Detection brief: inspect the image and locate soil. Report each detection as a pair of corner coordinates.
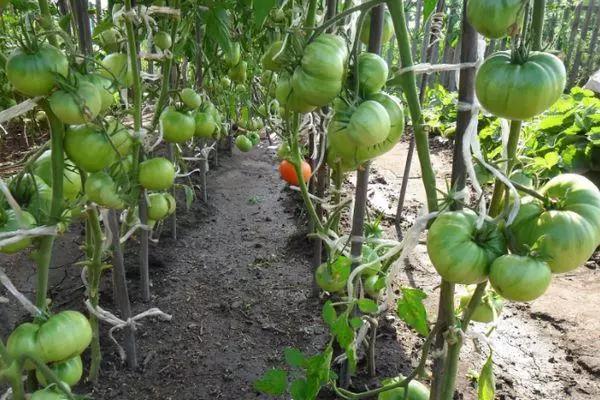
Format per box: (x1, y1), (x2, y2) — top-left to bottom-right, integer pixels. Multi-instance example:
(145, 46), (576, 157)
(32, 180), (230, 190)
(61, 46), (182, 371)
(1, 134), (599, 399)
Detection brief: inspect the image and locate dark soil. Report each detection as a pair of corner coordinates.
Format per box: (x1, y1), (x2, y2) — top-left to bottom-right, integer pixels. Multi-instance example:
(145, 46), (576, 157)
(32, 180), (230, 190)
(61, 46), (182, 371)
(1, 138), (599, 399)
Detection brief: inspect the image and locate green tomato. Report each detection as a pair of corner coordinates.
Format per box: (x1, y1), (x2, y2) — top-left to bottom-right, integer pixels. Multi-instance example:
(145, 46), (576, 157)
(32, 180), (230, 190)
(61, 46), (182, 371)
(147, 193), (170, 221)
(377, 376), (430, 400)
(107, 119), (134, 156)
(246, 131), (261, 146)
(99, 27), (120, 52)
(30, 388), (69, 400)
(36, 355), (83, 387)
(347, 100), (391, 146)
(361, 245), (382, 276)
(6, 44), (69, 97)
(509, 173), (600, 273)
(459, 287), (504, 323)
(220, 76), (231, 88)
(427, 210), (507, 284)
(225, 42), (241, 67)
(358, 52), (388, 95)
(79, 74), (115, 113)
(33, 151), (82, 201)
(315, 256), (352, 293)
(489, 254), (552, 302)
(100, 53), (133, 87)
(163, 192), (177, 215)
(0, 210), (36, 253)
(194, 112), (217, 138)
(49, 81), (102, 125)
(360, 10), (394, 46)
(84, 172), (123, 209)
(139, 158), (176, 191)
(154, 31), (172, 50)
(276, 77), (315, 113)
(180, 88), (202, 109)
(364, 274), (385, 299)
(261, 40), (287, 72)
(467, 0), (524, 39)
(23, 177), (52, 222)
(160, 109), (195, 143)
(475, 51), (566, 120)
(202, 102), (219, 120)
(64, 124), (117, 172)
(228, 60), (247, 83)
(37, 311), (93, 363)
(6, 323), (40, 370)
(235, 135), (253, 152)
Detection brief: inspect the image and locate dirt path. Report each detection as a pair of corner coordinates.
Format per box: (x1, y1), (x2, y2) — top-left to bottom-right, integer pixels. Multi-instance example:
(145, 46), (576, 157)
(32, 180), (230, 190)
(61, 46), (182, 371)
(1, 138), (599, 399)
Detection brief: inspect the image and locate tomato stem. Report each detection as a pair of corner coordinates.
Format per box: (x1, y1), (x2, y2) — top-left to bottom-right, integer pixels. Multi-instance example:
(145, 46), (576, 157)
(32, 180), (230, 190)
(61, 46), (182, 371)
(85, 206), (103, 383)
(37, 0), (58, 47)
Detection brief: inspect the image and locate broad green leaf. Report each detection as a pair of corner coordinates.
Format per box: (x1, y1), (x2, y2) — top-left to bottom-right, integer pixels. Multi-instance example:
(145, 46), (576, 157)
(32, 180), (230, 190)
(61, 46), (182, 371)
(543, 151), (560, 168)
(423, 0), (439, 25)
(478, 351), (495, 400)
(92, 17), (115, 37)
(253, 368), (287, 395)
(205, 5), (231, 53)
(562, 145), (588, 173)
(284, 347), (305, 368)
(254, 0), (278, 27)
(290, 379), (308, 400)
(305, 345), (333, 382)
(350, 317), (364, 329)
(332, 315), (354, 349)
(322, 301), (336, 327)
(396, 287), (430, 336)
(357, 298), (378, 313)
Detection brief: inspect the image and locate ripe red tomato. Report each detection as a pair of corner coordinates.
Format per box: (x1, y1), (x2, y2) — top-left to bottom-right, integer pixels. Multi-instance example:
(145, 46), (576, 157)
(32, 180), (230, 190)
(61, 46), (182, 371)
(279, 159), (311, 185)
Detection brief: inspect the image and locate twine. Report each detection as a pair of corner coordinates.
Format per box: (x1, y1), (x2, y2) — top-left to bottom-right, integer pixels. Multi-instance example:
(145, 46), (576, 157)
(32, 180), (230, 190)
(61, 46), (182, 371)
(84, 300), (172, 362)
(0, 267), (42, 318)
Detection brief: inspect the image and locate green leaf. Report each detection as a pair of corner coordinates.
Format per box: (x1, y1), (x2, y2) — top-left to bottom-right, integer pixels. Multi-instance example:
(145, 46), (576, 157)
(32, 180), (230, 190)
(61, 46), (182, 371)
(478, 350), (495, 400)
(357, 298), (378, 313)
(284, 347), (305, 368)
(543, 151), (560, 168)
(322, 301), (336, 327)
(332, 315), (354, 349)
(92, 18), (115, 37)
(183, 184), (194, 210)
(205, 5), (231, 52)
(254, 0), (278, 27)
(349, 317), (364, 329)
(423, 0), (439, 25)
(253, 368), (287, 395)
(396, 287), (430, 336)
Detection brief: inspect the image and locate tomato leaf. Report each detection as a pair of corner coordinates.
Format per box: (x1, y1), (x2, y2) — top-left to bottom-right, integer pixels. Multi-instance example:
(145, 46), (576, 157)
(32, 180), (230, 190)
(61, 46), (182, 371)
(357, 298), (378, 314)
(92, 17), (115, 37)
(423, 0), (439, 26)
(396, 287), (430, 336)
(253, 368), (287, 395)
(205, 5), (231, 52)
(478, 349), (495, 400)
(284, 347), (305, 368)
(322, 300), (336, 327)
(183, 184), (195, 210)
(349, 317), (364, 329)
(253, 0), (278, 27)
(331, 315), (354, 349)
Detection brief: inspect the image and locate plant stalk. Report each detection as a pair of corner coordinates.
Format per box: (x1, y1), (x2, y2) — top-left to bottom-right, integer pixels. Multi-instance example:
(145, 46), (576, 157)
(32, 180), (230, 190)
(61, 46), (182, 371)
(86, 206), (103, 382)
(531, 0), (546, 51)
(37, 0), (58, 46)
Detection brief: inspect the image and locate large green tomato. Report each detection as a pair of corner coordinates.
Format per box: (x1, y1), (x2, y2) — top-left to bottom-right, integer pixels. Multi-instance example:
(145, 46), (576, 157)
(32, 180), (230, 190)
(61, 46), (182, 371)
(79, 74), (115, 113)
(36, 355), (83, 387)
(489, 255), (552, 302)
(292, 34), (348, 108)
(360, 10), (394, 46)
(377, 376), (430, 400)
(154, 31), (172, 50)
(228, 60), (247, 83)
(194, 112), (217, 138)
(30, 388), (69, 400)
(84, 172), (123, 209)
(49, 81), (102, 125)
(276, 77), (315, 113)
(358, 52), (388, 95)
(467, 0), (524, 39)
(509, 173), (600, 273)
(225, 42), (241, 67)
(6, 322), (40, 370)
(37, 311), (93, 363)
(147, 193), (170, 221)
(139, 158), (176, 191)
(261, 41), (286, 72)
(6, 45), (69, 97)
(427, 210), (507, 284)
(235, 135), (253, 152)
(247, 131), (261, 146)
(459, 287), (504, 323)
(0, 209), (36, 253)
(476, 51), (566, 120)
(64, 124), (117, 172)
(347, 100), (391, 146)
(315, 256), (351, 293)
(33, 150), (82, 201)
(100, 53), (133, 87)
(160, 109), (195, 143)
